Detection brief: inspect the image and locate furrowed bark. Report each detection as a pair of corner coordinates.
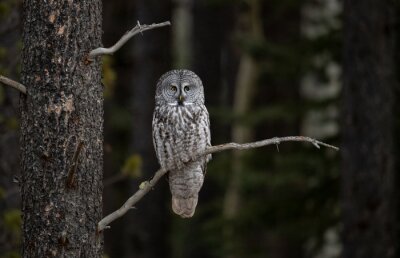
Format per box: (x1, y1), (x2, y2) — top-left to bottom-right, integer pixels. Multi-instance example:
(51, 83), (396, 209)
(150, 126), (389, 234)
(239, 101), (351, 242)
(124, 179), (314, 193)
(20, 1), (103, 257)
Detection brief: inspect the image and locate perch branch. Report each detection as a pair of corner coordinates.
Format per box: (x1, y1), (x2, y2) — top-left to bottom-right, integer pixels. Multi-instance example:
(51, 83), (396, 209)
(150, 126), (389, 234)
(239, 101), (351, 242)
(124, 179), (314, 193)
(97, 167), (167, 232)
(0, 75), (27, 94)
(202, 136), (339, 155)
(97, 136), (338, 232)
(89, 21), (171, 58)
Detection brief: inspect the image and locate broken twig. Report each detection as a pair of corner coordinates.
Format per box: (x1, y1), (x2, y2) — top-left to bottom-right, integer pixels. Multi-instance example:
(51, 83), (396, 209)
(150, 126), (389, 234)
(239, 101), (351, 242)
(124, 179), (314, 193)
(0, 75), (27, 94)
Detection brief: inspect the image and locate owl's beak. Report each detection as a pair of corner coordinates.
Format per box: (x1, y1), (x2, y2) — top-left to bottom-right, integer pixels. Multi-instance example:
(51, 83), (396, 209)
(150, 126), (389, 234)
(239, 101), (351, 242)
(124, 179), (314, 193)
(178, 95), (185, 105)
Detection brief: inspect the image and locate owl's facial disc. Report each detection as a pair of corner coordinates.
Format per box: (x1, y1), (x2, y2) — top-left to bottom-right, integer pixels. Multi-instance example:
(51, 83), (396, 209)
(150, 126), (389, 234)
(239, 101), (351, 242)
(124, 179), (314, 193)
(167, 82), (193, 107)
(156, 69), (204, 107)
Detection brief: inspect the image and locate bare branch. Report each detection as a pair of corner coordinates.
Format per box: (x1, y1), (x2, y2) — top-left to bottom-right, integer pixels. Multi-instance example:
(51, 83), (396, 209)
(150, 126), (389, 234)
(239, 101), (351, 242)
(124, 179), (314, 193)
(89, 21), (171, 58)
(98, 167), (167, 232)
(0, 75), (27, 94)
(98, 136), (338, 232)
(202, 136), (339, 156)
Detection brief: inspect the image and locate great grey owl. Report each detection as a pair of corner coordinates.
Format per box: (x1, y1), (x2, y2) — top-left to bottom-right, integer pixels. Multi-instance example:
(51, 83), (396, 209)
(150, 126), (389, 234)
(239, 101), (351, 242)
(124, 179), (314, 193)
(152, 69), (211, 218)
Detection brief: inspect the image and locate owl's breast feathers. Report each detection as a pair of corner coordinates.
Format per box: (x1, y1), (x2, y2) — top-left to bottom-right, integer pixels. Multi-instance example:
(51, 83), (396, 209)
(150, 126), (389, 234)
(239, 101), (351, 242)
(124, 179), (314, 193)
(153, 104), (211, 218)
(152, 104), (211, 171)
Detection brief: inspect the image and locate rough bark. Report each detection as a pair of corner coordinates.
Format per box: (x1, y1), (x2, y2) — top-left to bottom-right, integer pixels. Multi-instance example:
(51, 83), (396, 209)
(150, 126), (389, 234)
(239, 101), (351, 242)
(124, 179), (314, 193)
(20, 0), (103, 257)
(342, 0), (397, 257)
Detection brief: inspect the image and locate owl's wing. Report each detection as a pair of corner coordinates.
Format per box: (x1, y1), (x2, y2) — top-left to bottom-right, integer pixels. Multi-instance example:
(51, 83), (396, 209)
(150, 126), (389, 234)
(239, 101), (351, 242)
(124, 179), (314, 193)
(205, 110), (212, 162)
(152, 110), (166, 169)
(199, 106), (212, 174)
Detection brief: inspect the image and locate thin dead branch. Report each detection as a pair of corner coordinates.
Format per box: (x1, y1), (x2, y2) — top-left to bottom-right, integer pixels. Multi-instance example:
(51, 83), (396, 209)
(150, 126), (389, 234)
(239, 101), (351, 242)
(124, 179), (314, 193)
(88, 21), (171, 58)
(97, 136), (338, 232)
(0, 75), (27, 94)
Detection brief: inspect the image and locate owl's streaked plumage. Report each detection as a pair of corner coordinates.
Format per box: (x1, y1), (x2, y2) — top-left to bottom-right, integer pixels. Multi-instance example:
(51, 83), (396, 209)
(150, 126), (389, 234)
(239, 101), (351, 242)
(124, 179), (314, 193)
(152, 70), (211, 218)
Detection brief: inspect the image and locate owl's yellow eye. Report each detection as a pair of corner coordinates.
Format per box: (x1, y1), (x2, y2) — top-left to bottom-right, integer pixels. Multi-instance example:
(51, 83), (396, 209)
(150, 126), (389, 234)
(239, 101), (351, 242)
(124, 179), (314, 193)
(170, 85), (177, 92)
(184, 86), (190, 92)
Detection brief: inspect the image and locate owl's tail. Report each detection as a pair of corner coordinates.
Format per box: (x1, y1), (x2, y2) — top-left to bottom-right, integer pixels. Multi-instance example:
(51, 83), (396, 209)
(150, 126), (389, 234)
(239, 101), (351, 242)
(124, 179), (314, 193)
(169, 163), (204, 218)
(171, 196), (198, 218)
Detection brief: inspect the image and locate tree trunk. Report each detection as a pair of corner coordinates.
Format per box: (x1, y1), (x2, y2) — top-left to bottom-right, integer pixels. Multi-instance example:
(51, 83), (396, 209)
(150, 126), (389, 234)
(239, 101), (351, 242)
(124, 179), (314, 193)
(101, 1), (136, 256)
(341, 0), (397, 257)
(119, 1), (172, 257)
(172, 0), (193, 68)
(222, 1), (262, 256)
(20, 1), (103, 257)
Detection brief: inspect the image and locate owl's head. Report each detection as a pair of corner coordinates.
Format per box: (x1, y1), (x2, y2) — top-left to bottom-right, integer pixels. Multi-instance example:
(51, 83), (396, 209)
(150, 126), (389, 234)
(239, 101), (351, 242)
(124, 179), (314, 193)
(155, 70), (205, 106)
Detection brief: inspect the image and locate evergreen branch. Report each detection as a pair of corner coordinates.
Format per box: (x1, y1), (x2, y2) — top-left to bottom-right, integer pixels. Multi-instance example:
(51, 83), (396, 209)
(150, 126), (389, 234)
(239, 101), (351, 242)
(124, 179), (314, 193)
(88, 20), (171, 58)
(97, 136), (338, 232)
(0, 75), (27, 94)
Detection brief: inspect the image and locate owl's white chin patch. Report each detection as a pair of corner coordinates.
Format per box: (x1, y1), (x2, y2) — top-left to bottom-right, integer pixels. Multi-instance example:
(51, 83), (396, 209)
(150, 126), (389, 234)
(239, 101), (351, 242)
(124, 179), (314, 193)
(167, 102), (194, 106)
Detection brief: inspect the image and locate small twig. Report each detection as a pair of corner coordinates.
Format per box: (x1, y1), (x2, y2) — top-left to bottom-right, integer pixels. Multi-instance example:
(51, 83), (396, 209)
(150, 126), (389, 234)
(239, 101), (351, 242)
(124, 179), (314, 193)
(12, 175), (20, 185)
(0, 75), (27, 94)
(88, 21), (171, 59)
(66, 141), (84, 188)
(97, 136), (338, 232)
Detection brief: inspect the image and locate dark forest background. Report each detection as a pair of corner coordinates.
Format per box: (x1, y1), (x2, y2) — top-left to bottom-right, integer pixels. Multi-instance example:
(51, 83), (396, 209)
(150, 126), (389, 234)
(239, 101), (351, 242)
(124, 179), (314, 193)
(0, 0), (398, 257)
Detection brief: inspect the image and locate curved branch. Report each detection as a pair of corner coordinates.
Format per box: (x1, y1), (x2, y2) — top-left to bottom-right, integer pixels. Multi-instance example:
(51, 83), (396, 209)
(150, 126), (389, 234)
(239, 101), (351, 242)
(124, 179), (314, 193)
(97, 135), (338, 232)
(89, 21), (171, 58)
(0, 75), (27, 94)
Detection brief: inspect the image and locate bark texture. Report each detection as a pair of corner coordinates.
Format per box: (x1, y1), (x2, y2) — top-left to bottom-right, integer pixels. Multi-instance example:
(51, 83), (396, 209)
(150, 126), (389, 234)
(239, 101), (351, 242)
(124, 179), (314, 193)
(20, 0), (103, 257)
(342, 0), (397, 257)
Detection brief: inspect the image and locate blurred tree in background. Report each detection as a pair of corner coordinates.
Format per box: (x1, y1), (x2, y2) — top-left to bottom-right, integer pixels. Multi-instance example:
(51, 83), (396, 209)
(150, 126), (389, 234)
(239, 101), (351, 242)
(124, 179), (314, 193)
(341, 0), (398, 257)
(0, 0), (21, 257)
(102, 0), (171, 257)
(0, 0), (398, 257)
